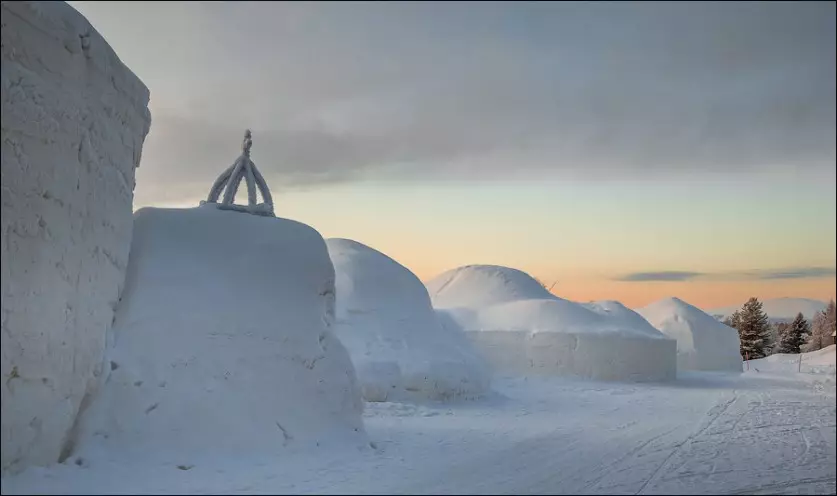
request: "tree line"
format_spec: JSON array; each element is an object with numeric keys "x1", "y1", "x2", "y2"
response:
[{"x1": 722, "y1": 298, "x2": 836, "y2": 359}]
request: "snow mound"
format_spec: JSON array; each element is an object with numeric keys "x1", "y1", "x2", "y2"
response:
[
  {"x1": 2, "y1": 0, "x2": 150, "y2": 474},
  {"x1": 749, "y1": 345, "x2": 836, "y2": 376},
  {"x1": 426, "y1": 265, "x2": 553, "y2": 309},
  {"x1": 70, "y1": 207, "x2": 366, "y2": 464},
  {"x1": 428, "y1": 266, "x2": 676, "y2": 382},
  {"x1": 326, "y1": 239, "x2": 490, "y2": 402},
  {"x1": 637, "y1": 297, "x2": 743, "y2": 372}
]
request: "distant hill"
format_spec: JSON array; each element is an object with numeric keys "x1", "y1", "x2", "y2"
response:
[{"x1": 707, "y1": 297, "x2": 829, "y2": 322}]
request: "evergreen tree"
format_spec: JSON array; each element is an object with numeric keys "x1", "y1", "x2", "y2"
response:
[
  {"x1": 737, "y1": 297, "x2": 769, "y2": 360},
  {"x1": 777, "y1": 313, "x2": 809, "y2": 354},
  {"x1": 723, "y1": 310, "x2": 741, "y2": 330},
  {"x1": 805, "y1": 300, "x2": 836, "y2": 351}
]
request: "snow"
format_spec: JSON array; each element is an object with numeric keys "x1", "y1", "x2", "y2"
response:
[
  {"x1": 428, "y1": 265, "x2": 676, "y2": 382},
  {"x1": 749, "y1": 345, "x2": 836, "y2": 376},
  {"x1": 3, "y1": 368, "x2": 834, "y2": 495},
  {"x1": 709, "y1": 297, "x2": 828, "y2": 321},
  {"x1": 326, "y1": 239, "x2": 490, "y2": 402},
  {"x1": 637, "y1": 297, "x2": 743, "y2": 372},
  {"x1": 65, "y1": 207, "x2": 367, "y2": 466},
  {"x1": 1, "y1": 0, "x2": 151, "y2": 475}
]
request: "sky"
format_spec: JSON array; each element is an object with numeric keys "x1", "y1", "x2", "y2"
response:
[{"x1": 70, "y1": 1, "x2": 836, "y2": 309}]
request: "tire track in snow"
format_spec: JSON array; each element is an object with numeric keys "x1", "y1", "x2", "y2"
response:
[{"x1": 634, "y1": 389, "x2": 739, "y2": 495}]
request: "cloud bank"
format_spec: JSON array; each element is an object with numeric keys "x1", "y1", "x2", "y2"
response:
[
  {"x1": 71, "y1": 1, "x2": 837, "y2": 202},
  {"x1": 617, "y1": 267, "x2": 837, "y2": 282}
]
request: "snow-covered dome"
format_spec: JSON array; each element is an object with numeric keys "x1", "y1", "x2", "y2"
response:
[
  {"x1": 326, "y1": 239, "x2": 490, "y2": 402},
  {"x1": 637, "y1": 297, "x2": 743, "y2": 372},
  {"x1": 426, "y1": 265, "x2": 677, "y2": 382},
  {"x1": 201, "y1": 129, "x2": 274, "y2": 216},
  {"x1": 426, "y1": 265, "x2": 553, "y2": 309}
]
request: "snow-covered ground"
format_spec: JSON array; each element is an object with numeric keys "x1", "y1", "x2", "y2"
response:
[
  {"x1": 4, "y1": 365, "x2": 834, "y2": 495},
  {"x1": 748, "y1": 345, "x2": 836, "y2": 377}
]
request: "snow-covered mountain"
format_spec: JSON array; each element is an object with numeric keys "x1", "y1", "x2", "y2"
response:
[{"x1": 707, "y1": 297, "x2": 829, "y2": 322}]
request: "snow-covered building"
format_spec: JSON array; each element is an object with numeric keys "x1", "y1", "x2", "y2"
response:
[
  {"x1": 427, "y1": 265, "x2": 677, "y2": 382},
  {"x1": 1, "y1": 1, "x2": 151, "y2": 474},
  {"x1": 68, "y1": 135, "x2": 367, "y2": 464},
  {"x1": 326, "y1": 239, "x2": 490, "y2": 402},
  {"x1": 637, "y1": 297, "x2": 743, "y2": 372}
]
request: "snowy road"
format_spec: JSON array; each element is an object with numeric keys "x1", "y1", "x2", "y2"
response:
[{"x1": 3, "y1": 371, "x2": 835, "y2": 495}]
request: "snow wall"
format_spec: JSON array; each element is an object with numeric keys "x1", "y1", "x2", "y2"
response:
[
  {"x1": 326, "y1": 239, "x2": 490, "y2": 402},
  {"x1": 1, "y1": 1, "x2": 151, "y2": 474},
  {"x1": 429, "y1": 266, "x2": 677, "y2": 382},
  {"x1": 70, "y1": 208, "x2": 367, "y2": 465},
  {"x1": 637, "y1": 298, "x2": 743, "y2": 372}
]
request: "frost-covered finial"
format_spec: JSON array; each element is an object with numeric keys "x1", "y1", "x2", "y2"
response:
[
  {"x1": 242, "y1": 129, "x2": 253, "y2": 157},
  {"x1": 202, "y1": 127, "x2": 274, "y2": 216}
]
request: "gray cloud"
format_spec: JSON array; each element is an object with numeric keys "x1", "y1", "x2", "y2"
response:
[
  {"x1": 71, "y1": 1, "x2": 837, "y2": 203},
  {"x1": 617, "y1": 271, "x2": 705, "y2": 282},
  {"x1": 617, "y1": 267, "x2": 836, "y2": 282},
  {"x1": 746, "y1": 267, "x2": 837, "y2": 280}
]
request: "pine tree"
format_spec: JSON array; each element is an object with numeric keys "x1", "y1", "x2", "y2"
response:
[
  {"x1": 737, "y1": 297, "x2": 770, "y2": 360},
  {"x1": 777, "y1": 313, "x2": 809, "y2": 354},
  {"x1": 723, "y1": 310, "x2": 741, "y2": 330},
  {"x1": 805, "y1": 300, "x2": 836, "y2": 351}
]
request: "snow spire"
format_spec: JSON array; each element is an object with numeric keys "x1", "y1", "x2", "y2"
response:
[{"x1": 202, "y1": 129, "x2": 275, "y2": 217}]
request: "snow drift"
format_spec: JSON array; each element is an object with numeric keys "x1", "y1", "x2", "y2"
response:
[
  {"x1": 749, "y1": 345, "x2": 836, "y2": 376},
  {"x1": 326, "y1": 239, "x2": 490, "y2": 402},
  {"x1": 428, "y1": 266, "x2": 676, "y2": 382},
  {"x1": 637, "y1": 297, "x2": 743, "y2": 372},
  {"x1": 69, "y1": 207, "x2": 366, "y2": 464},
  {"x1": 1, "y1": 1, "x2": 151, "y2": 474}
]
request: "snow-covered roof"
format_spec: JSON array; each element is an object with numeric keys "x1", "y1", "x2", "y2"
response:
[{"x1": 201, "y1": 129, "x2": 274, "y2": 216}]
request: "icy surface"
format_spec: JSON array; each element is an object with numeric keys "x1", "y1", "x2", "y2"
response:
[
  {"x1": 326, "y1": 239, "x2": 490, "y2": 402},
  {"x1": 67, "y1": 207, "x2": 366, "y2": 465},
  {"x1": 428, "y1": 265, "x2": 676, "y2": 381},
  {"x1": 638, "y1": 297, "x2": 743, "y2": 372},
  {"x1": 1, "y1": 0, "x2": 151, "y2": 474},
  {"x1": 3, "y1": 368, "x2": 834, "y2": 495}
]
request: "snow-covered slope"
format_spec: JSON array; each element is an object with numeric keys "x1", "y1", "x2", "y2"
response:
[
  {"x1": 637, "y1": 297, "x2": 742, "y2": 372},
  {"x1": 69, "y1": 207, "x2": 366, "y2": 465},
  {"x1": 749, "y1": 345, "x2": 836, "y2": 376},
  {"x1": 428, "y1": 265, "x2": 676, "y2": 382},
  {"x1": 327, "y1": 239, "x2": 489, "y2": 402},
  {"x1": 708, "y1": 297, "x2": 828, "y2": 321},
  {"x1": 1, "y1": 1, "x2": 151, "y2": 474}
]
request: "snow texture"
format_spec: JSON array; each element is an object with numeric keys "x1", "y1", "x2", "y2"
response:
[
  {"x1": 428, "y1": 265, "x2": 676, "y2": 382},
  {"x1": 637, "y1": 297, "x2": 743, "y2": 372},
  {"x1": 1, "y1": 0, "x2": 151, "y2": 475},
  {"x1": 749, "y1": 345, "x2": 836, "y2": 376},
  {"x1": 326, "y1": 239, "x2": 490, "y2": 402},
  {"x1": 68, "y1": 207, "x2": 367, "y2": 465},
  {"x1": 4, "y1": 367, "x2": 834, "y2": 495}
]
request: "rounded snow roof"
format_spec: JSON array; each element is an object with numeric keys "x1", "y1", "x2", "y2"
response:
[
  {"x1": 326, "y1": 238, "x2": 432, "y2": 311},
  {"x1": 426, "y1": 264, "x2": 553, "y2": 309},
  {"x1": 428, "y1": 265, "x2": 667, "y2": 340},
  {"x1": 637, "y1": 297, "x2": 742, "y2": 371}
]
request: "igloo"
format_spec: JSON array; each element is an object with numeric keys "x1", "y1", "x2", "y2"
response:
[
  {"x1": 326, "y1": 239, "x2": 490, "y2": 402},
  {"x1": 68, "y1": 133, "x2": 367, "y2": 464},
  {"x1": 427, "y1": 265, "x2": 677, "y2": 382},
  {"x1": 637, "y1": 297, "x2": 743, "y2": 372}
]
